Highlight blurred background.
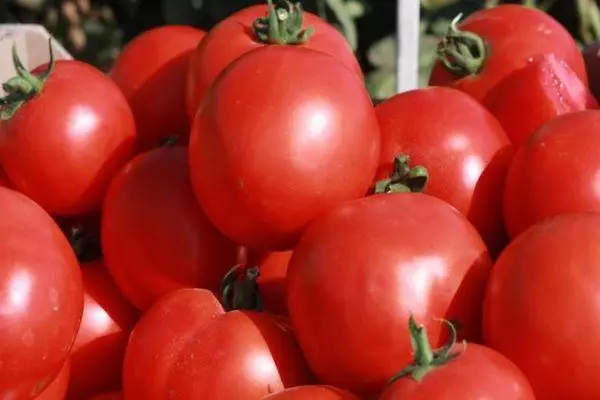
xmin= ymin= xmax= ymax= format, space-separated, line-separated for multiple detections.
xmin=1 ymin=0 xmax=599 ymax=100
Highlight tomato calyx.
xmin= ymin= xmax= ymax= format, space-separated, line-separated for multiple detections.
xmin=252 ymin=0 xmax=314 ymax=45
xmin=220 ymin=264 xmax=264 ymax=312
xmin=0 ymin=39 xmax=55 ymax=121
xmin=373 ymin=154 xmax=428 ymax=194
xmin=388 ymin=315 xmax=466 ymax=384
xmin=437 ymin=13 xmax=487 ymax=77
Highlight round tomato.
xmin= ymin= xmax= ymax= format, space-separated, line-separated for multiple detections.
xmin=261 ymin=385 xmax=360 ymax=399
xmin=189 ymin=46 xmax=380 ymax=251
xmin=111 ymin=26 xmax=205 ymax=151
xmin=0 ymin=49 xmax=136 ymax=216
xmin=0 ymin=187 xmax=83 ymax=398
xmin=35 ymin=362 xmax=70 ymax=400
xmin=429 ymin=5 xmax=586 ymax=103
xmin=87 ymin=392 xmax=122 ymax=400
xmin=186 ymin=2 xmax=361 ymax=120
xmin=102 ymin=145 xmax=239 ymax=310
xmin=503 ymin=110 xmax=600 ymax=238
xmin=484 ymin=213 xmax=600 ymax=398
xmin=123 ymin=288 xmax=312 ymax=399
xmin=375 ymin=86 xmax=512 ymax=257
xmin=286 ymin=193 xmax=492 ymax=396
xmin=66 ymin=261 xmax=139 ymax=400
xmin=0 ymin=166 xmax=10 ymax=188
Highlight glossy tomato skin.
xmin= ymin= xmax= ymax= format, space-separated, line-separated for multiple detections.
xmin=111 ymin=26 xmax=205 ymax=151
xmin=429 ymin=5 xmax=586 ymax=103
xmin=287 ymin=193 xmax=492 ymax=396
xmin=379 ymin=343 xmax=534 ymax=400
xmin=35 ymin=362 xmax=70 ymax=400
xmin=189 ymin=46 xmax=380 ymax=251
xmin=261 ymin=385 xmax=360 ymax=399
xmin=102 ymin=146 xmax=238 ymax=310
xmin=484 ymin=213 xmax=600 ymax=398
xmin=484 ymin=53 xmax=598 ymax=146
xmin=186 ymin=4 xmax=361 ymax=120
xmin=0 ymin=187 xmax=83 ymax=398
xmin=256 ymin=251 xmax=293 ymax=317
xmin=376 ymin=87 xmax=512 ymax=257
xmin=66 ymin=261 xmax=139 ymax=400
xmin=0 ymin=166 xmax=10 ymax=188
xmin=123 ymin=288 xmax=312 ymax=399
xmin=503 ymin=110 xmax=600 ymax=238
xmin=0 ymin=60 xmax=136 ymax=216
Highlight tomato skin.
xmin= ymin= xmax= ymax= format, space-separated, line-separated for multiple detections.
xmin=186 ymin=4 xmax=361 ymax=120
xmin=66 ymin=261 xmax=139 ymax=400
xmin=286 ymin=193 xmax=492 ymax=396
xmin=261 ymin=385 xmax=360 ymax=399
xmin=87 ymin=393 xmax=122 ymax=400
xmin=102 ymin=146 xmax=238 ymax=310
xmin=429 ymin=5 xmax=586 ymax=103
xmin=375 ymin=87 xmax=512 ymax=257
xmin=0 ymin=60 xmax=136 ymax=216
xmin=503 ymin=110 xmax=600 ymax=238
xmin=123 ymin=288 xmax=312 ymax=399
xmin=111 ymin=26 xmax=205 ymax=151
xmin=484 ymin=54 xmax=598 ymax=146
xmin=0 ymin=167 xmax=10 ymax=188
xmin=0 ymin=187 xmax=83 ymax=398
xmin=35 ymin=362 xmax=70 ymax=400
xmin=189 ymin=46 xmax=380 ymax=251
xmin=256 ymin=251 xmax=293 ymax=317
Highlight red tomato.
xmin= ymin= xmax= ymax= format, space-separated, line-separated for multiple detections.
xmin=375 ymin=87 xmax=512 ymax=257
xmin=35 ymin=362 xmax=70 ymax=400
xmin=503 ymin=110 xmax=600 ymax=238
xmin=111 ymin=26 xmax=205 ymax=151
xmin=102 ymin=145 xmax=239 ymax=310
xmin=186 ymin=3 xmax=361 ymax=120
xmin=0 ymin=187 xmax=83 ymax=398
xmin=286 ymin=193 xmax=492 ymax=396
xmin=66 ymin=261 xmax=139 ymax=400
xmin=0 ymin=166 xmax=10 ymax=188
xmin=484 ymin=53 xmax=598 ymax=146
xmin=189 ymin=46 xmax=380 ymax=251
xmin=484 ymin=213 xmax=600 ymax=398
xmin=261 ymin=385 xmax=360 ymax=399
xmin=257 ymin=251 xmax=292 ymax=316
xmin=87 ymin=393 xmax=122 ymax=400
xmin=123 ymin=288 xmax=312 ymax=399
xmin=429 ymin=5 xmax=586 ymax=103
xmin=0 ymin=55 xmax=136 ymax=216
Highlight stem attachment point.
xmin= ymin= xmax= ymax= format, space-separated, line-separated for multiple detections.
xmin=253 ymin=0 xmax=314 ymax=45
xmin=437 ymin=13 xmax=488 ymax=77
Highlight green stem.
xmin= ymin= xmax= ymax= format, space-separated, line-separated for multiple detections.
xmin=220 ymin=265 xmax=264 ymax=312
xmin=252 ymin=0 xmax=314 ymax=45
xmin=522 ymin=0 xmax=536 ymax=7
xmin=373 ymin=154 xmax=428 ymax=194
xmin=437 ymin=13 xmax=487 ymax=77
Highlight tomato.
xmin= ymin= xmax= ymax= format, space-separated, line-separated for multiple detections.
xmin=0 ymin=50 xmax=136 ymax=216
xmin=286 ymin=193 xmax=492 ymax=396
xmin=484 ymin=213 xmax=600 ymax=398
xmin=102 ymin=145 xmax=239 ymax=310
xmin=261 ymin=385 xmax=360 ymax=399
xmin=35 ymin=362 xmax=70 ymax=400
xmin=503 ymin=110 xmax=600 ymax=238
xmin=484 ymin=53 xmax=598 ymax=146
xmin=87 ymin=393 xmax=122 ymax=400
xmin=123 ymin=288 xmax=312 ymax=399
xmin=375 ymin=87 xmax=512 ymax=257
xmin=66 ymin=261 xmax=139 ymax=400
xmin=189 ymin=46 xmax=379 ymax=251
xmin=186 ymin=1 xmax=361 ymax=120
xmin=0 ymin=186 xmax=83 ymax=398
xmin=0 ymin=166 xmax=10 ymax=188
xmin=429 ymin=5 xmax=586 ymax=103
xmin=111 ymin=26 xmax=205 ymax=151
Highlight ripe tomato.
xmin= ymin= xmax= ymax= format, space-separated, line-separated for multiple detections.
xmin=503 ymin=110 xmax=600 ymax=238
xmin=123 ymin=288 xmax=312 ymax=399
xmin=0 ymin=187 xmax=83 ymax=398
xmin=0 ymin=166 xmax=10 ymax=188
xmin=102 ymin=146 xmax=239 ymax=310
xmin=484 ymin=213 xmax=600 ymax=398
xmin=429 ymin=5 xmax=586 ymax=103
xmin=484 ymin=53 xmax=598 ymax=146
xmin=261 ymin=385 xmax=360 ymax=399
xmin=35 ymin=362 xmax=70 ymax=400
xmin=111 ymin=26 xmax=205 ymax=151
xmin=0 ymin=52 xmax=136 ymax=216
xmin=186 ymin=2 xmax=361 ymax=120
xmin=66 ymin=261 xmax=139 ymax=400
xmin=287 ymin=193 xmax=492 ymax=396
xmin=375 ymin=87 xmax=512 ymax=257
xmin=189 ymin=46 xmax=380 ymax=251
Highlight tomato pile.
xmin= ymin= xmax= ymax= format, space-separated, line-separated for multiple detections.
xmin=2 ymin=1 xmax=600 ymax=399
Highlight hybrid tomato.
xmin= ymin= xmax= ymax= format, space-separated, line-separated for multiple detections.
xmin=189 ymin=45 xmax=380 ymax=251
xmin=429 ymin=5 xmax=586 ymax=103
xmin=262 ymin=385 xmax=360 ymax=399
xmin=102 ymin=146 xmax=239 ymax=310
xmin=186 ymin=1 xmax=361 ymax=120
xmin=36 ymin=362 xmax=70 ymax=400
xmin=287 ymin=193 xmax=492 ymax=396
xmin=0 ymin=167 xmax=10 ymax=188
xmin=0 ymin=187 xmax=83 ymax=398
xmin=123 ymin=288 xmax=312 ymax=399
xmin=111 ymin=26 xmax=205 ymax=151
